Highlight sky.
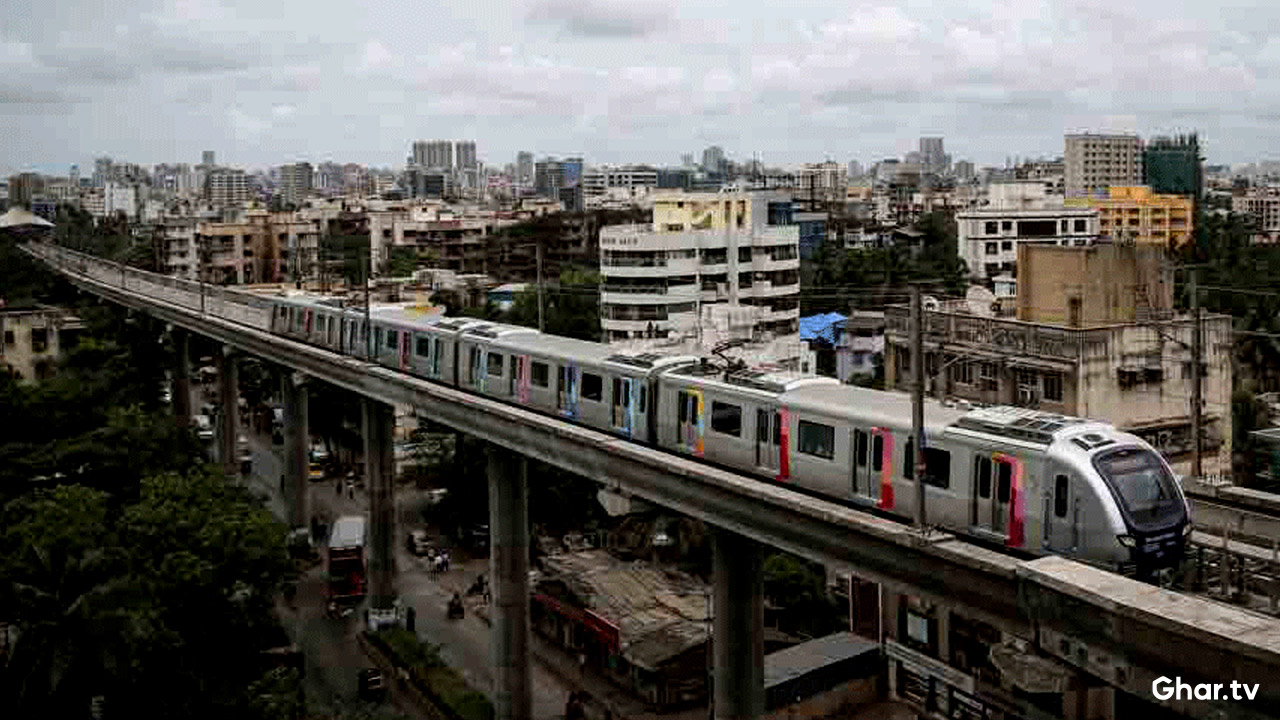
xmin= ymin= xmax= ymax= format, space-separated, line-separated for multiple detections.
xmin=2 ymin=0 xmax=1277 ymax=176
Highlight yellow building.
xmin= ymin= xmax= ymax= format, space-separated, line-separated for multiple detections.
xmin=1065 ymin=186 xmax=1193 ymax=247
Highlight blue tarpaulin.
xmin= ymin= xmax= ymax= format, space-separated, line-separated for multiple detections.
xmin=799 ymin=312 xmax=846 ymax=345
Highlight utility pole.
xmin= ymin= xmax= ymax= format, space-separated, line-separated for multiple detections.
xmin=1191 ymin=269 xmax=1202 ymax=479
xmin=910 ymin=285 xmax=927 ymax=529
xmin=536 ymin=239 xmax=545 ymax=332
xmin=364 ymin=247 xmax=372 ymax=360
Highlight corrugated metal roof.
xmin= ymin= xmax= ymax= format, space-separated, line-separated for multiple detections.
xmin=763 ymin=632 xmax=880 ymax=689
xmin=541 ymin=551 xmax=709 ymax=670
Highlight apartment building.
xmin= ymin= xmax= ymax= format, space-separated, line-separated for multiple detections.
xmin=1231 ymin=187 xmax=1280 ymax=243
xmin=208 ymin=168 xmax=250 ymax=206
xmin=0 ymin=307 xmax=85 ymax=383
xmin=598 ymin=191 xmax=801 ymax=343
xmin=957 ymin=204 xmax=1099 ymax=281
xmin=582 ymin=165 xmax=659 ymax=196
xmin=190 ymin=210 xmax=322 ymax=284
xmin=1064 ymin=186 xmax=1194 ymax=247
xmin=279 ymin=162 xmax=314 ymax=206
xmin=884 ymin=243 xmax=1231 ymax=476
xmin=1064 ymin=133 xmax=1143 ymax=197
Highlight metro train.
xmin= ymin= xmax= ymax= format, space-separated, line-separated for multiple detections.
xmin=264 ymin=294 xmax=1191 ymax=576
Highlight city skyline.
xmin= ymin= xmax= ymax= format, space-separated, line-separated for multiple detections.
xmin=3 ymin=0 xmax=1278 ymax=175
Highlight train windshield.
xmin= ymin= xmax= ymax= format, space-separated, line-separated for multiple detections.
xmin=1094 ymin=447 xmax=1184 ymax=527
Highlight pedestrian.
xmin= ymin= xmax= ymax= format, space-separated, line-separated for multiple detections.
xmin=347 ymin=480 xmax=355 ymax=500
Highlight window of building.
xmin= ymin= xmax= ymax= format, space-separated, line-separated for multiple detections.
xmin=531 ymin=361 xmax=549 ymax=388
xmin=985 ymin=242 xmax=998 ymax=255
xmin=488 ymin=352 xmax=504 ymax=376
xmin=797 ymin=420 xmax=835 ymax=460
xmin=1001 ymin=221 xmax=1012 ymax=231
xmin=582 ymin=372 xmax=603 ymax=401
xmin=984 ymin=221 xmax=999 ymax=235
xmin=711 ymin=401 xmax=742 ymax=437
xmin=30 ymin=328 xmax=48 ymax=353
xmin=3 ymin=330 xmax=13 ymax=345
xmin=1074 ymin=219 xmax=1087 ymax=233
xmin=1044 ymin=372 xmax=1063 ymax=402
xmin=1001 ymin=240 xmax=1013 ymax=251
xmin=738 ymin=247 xmax=752 ymax=262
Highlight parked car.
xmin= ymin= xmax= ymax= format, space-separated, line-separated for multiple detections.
xmin=406 ymin=529 xmax=432 ymax=556
xmin=195 ymin=415 xmax=214 ymax=441
xmin=308 ymin=463 xmax=326 ymax=482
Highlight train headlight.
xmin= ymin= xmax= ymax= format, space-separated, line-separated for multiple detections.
xmin=1116 ymin=534 xmax=1136 ymax=548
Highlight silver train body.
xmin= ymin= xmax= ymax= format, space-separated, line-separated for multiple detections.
xmin=52 ymin=247 xmax=1190 ymax=575
xmin=264 ymin=295 xmax=1191 ymax=575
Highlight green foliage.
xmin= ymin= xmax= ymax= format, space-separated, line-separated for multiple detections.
xmin=802 ymin=211 xmax=967 ymax=315
xmin=370 ymin=630 xmax=493 ymax=720
xmin=506 ymin=266 xmax=601 ymax=341
xmin=384 ymin=247 xmax=418 ymax=278
xmin=0 ymin=471 xmax=293 ymax=719
xmin=1232 ymin=383 xmax=1273 ymax=486
xmin=762 ymin=553 xmax=837 ymax=638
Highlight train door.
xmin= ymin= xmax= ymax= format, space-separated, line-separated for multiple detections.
xmin=849 ymin=428 xmax=876 ymax=497
xmin=755 ymin=408 xmax=781 ymax=475
xmin=398 ymin=330 xmax=410 ymax=370
xmin=1045 ymin=464 xmax=1078 ymax=552
xmin=513 ymin=355 xmax=530 ymax=402
xmin=611 ymin=376 xmax=634 ymax=437
xmin=676 ymin=389 xmax=703 ymax=456
xmin=431 ymin=337 xmax=444 ymax=379
xmin=972 ymin=454 xmax=1012 ymax=533
xmin=557 ymin=365 xmax=579 ymax=417
xmin=972 ymin=454 xmax=993 ymax=528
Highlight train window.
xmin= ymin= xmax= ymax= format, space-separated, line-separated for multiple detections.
xmin=488 ymin=353 xmax=504 ymax=376
xmin=923 ymin=448 xmax=951 ymax=489
xmin=374 ymin=328 xmax=383 ymax=349
xmin=975 ymin=457 xmax=992 ymax=498
xmin=582 ymin=373 xmax=603 ymax=401
xmin=854 ymin=430 xmax=868 ymax=467
xmin=1054 ymin=475 xmax=1069 ymax=518
xmin=531 ymin=361 xmax=549 ymax=387
xmin=431 ymin=339 xmax=443 ymax=375
xmin=798 ymin=420 xmax=835 ymax=460
xmin=903 ymin=438 xmax=913 ymax=479
xmin=469 ymin=347 xmax=481 ymax=384
xmin=711 ymin=402 xmax=742 ymax=437
xmin=997 ymin=462 xmax=1012 ymax=503
xmin=612 ymin=378 xmax=629 ymax=407
xmin=871 ymin=434 xmax=883 ymax=472
xmin=416 ymin=337 xmax=429 ymax=356
xmin=639 ymin=385 xmax=647 ymax=413
xmin=385 ymin=330 xmax=397 ymax=349
xmin=678 ymin=390 xmax=691 ymax=423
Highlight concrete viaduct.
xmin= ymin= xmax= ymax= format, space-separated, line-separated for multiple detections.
xmin=24 ymin=242 xmax=1280 ymax=720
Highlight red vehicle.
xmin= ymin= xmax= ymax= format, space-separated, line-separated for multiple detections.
xmin=326 ymin=515 xmax=367 ymax=614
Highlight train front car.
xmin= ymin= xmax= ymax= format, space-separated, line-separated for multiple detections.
xmin=1053 ymin=429 xmax=1190 ymax=577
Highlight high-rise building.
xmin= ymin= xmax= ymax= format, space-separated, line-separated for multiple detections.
xmin=1064 ymin=133 xmax=1143 ymax=197
xmin=427 ymin=141 xmax=453 ymax=169
xmin=681 ymin=153 xmax=694 ymax=168
xmin=455 ymin=140 xmax=477 ymax=170
xmin=209 ymin=168 xmax=250 ymax=206
xmin=701 ymin=146 xmax=727 ymax=175
xmin=954 ymin=160 xmax=976 ymax=182
xmin=411 ymin=141 xmax=430 ymax=168
xmin=69 ymin=165 xmax=79 ymax=188
xmin=919 ymin=137 xmax=946 ymax=174
xmin=1144 ymin=134 xmax=1202 ymax=202
xmin=598 ymin=190 xmax=801 ymax=344
xmin=279 ymin=162 xmax=314 ymax=205
xmin=202 ymin=150 xmax=216 ymax=167
xmin=847 ymin=160 xmax=863 ymax=179
xmin=516 ymin=152 xmax=534 ymax=185
xmin=535 ymin=158 xmax=565 ymax=199
xmin=92 ymin=157 xmax=114 ymax=187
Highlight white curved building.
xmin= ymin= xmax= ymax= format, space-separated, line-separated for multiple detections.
xmin=599 ymin=191 xmax=800 ymax=344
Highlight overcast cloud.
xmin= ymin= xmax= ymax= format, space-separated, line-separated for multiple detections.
xmin=1 ymin=0 xmax=1275 ymax=175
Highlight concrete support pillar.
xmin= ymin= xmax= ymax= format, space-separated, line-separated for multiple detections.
xmin=172 ymin=328 xmax=192 ymax=428
xmin=217 ymin=347 xmax=238 ymax=476
xmin=362 ymin=397 xmax=396 ymax=610
xmin=712 ymin=529 xmax=765 ymax=720
xmin=487 ymin=445 xmax=532 ymax=720
xmin=283 ymin=373 xmax=309 ymax=528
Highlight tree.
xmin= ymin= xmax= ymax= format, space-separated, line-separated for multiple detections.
xmin=762 ymin=553 xmax=837 ymax=638
xmin=506 ymin=266 xmax=601 ymax=341
xmin=384 ymin=247 xmax=418 ymax=278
